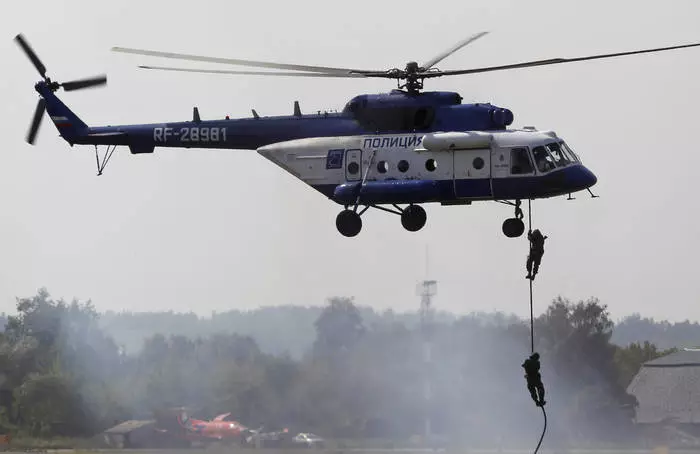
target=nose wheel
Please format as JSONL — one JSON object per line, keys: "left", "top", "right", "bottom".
{"left": 501, "top": 199, "right": 526, "bottom": 238}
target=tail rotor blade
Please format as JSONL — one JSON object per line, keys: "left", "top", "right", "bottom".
{"left": 14, "top": 34, "right": 47, "bottom": 79}
{"left": 27, "top": 98, "right": 46, "bottom": 145}
{"left": 61, "top": 74, "right": 107, "bottom": 91}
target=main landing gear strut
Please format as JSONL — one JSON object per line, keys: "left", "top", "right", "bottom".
{"left": 336, "top": 204, "right": 427, "bottom": 237}
{"left": 501, "top": 199, "right": 526, "bottom": 238}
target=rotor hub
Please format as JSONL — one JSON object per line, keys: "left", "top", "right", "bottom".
{"left": 47, "top": 79, "right": 60, "bottom": 92}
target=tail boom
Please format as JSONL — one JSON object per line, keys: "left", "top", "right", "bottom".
{"left": 35, "top": 83, "right": 367, "bottom": 154}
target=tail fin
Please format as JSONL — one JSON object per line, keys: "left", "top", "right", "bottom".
{"left": 176, "top": 409, "right": 193, "bottom": 429}
{"left": 212, "top": 412, "right": 232, "bottom": 421}
{"left": 38, "top": 83, "right": 88, "bottom": 144}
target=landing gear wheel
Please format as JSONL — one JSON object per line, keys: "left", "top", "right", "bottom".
{"left": 336, "top": 209, "right": 362, "bottom": 237}
{"left": 401, "top": 205, "right": 427, "bottom": 232}
{"left": 502, "top": 218, "right": 525, "bottom": 238}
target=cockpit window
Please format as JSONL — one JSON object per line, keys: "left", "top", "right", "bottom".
{"left": 532, "top": 146, "right": 556, "bottom": 173}
{"left": 511, "top": 147, "right": 534, "bottom": 175}
{"left": 559, "top": 141, "right": 580, "bottom": 163}
{"left": 545, "top": 142, "right": 573, "bottom": 167}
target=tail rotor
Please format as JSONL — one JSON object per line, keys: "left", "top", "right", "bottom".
{"left": 60, "top": 75, "right": 108, "bottom": 91}
{"left": 14, "top": 33, "right": 107, "bottom": 144}
{"left": 14, "top": 33, "right": 47, "bottom": 80}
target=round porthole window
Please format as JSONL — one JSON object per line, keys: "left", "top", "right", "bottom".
{"left": 425, "top": 159, "right": 437, "bottom": 172}
{"left": 398, "top": 160, "right": 409, "bottom": 172}
{"left": 377, "top": 161, "right": 388, "bottom": 173}
{"left": 347, "top": 161, "right": 359, "bottom": 174}
{"left": 473, "top": 157, "right": 484, "bottom": 170}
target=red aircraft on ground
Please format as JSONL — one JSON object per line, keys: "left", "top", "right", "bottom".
{"left": 156, "top": 408, "right": 249, "bottom": 445}
{"left": 179, "top": 410, "right": 248, "bottom": 442}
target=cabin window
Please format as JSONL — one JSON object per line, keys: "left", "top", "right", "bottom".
{"left": 347, "top": 161, "right": 359, "bottom": 175}
{"left": 377, "top": 161, "right": 388, "bottom": 173}
{"left": 473, "top": 157, "right": 485, "bottom": 170}
{"left": 398, "top": 160, "right": 409, "bottom": 172}
{"left": 425, "top": 159, "right": 437, "bottom": 172}
{"left": 510, "top": 147, "right": 534, "bottom": 175}
{"left": 545, "top": 142, "right": 573, "bottom": 167}
{"left": 532, "top": 146, "right": 556, "bottom": 173}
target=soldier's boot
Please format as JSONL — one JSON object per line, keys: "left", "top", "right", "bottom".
{"left": 536, "top": 382, "right": 546, "bottom": 406}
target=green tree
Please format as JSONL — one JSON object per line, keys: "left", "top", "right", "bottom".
{"left": 312, "top": 297, "right": 365, "bottom": 357}
{"left": 14, "top": 370, "right": 84, "bottom": 436}
{"left": 1, "top": 289, "right": 126, "bottom": 435}
{"left": 614, "top": 341, "right": 677, "bottom": 388}
{"left": 535, "top": 297, "right": 637, "bottom": 442}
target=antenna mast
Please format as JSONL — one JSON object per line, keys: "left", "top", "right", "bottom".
{"left": 418, "top": 245, "right": 437, "bottom": 444}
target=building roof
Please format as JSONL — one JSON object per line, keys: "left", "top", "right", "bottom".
{"left": 104, "top": 420, "right": 156, "bottom": 434}
{"left": 628, "top": 350, "right": 700, "bottom": 424}
{"left": 644, "top": 349, "right": 700, "bottom": 367}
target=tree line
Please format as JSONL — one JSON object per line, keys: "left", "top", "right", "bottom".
{"left": 70, "top": 305, "right": 700, "bottom": 359}
{"left": 0, "top": 289, "right": 679, "bottom": 447}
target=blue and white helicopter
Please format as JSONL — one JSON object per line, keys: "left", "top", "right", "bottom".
{"left": 16, "top": 33, "right": 700, "bottom": 237}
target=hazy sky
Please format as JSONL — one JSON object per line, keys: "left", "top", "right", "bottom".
{"left": 1, "top": 0, "right": 699, "bottom": 322}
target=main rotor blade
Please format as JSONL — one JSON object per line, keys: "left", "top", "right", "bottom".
{"left": 420, "top": 31, "right": 489, "bottom": 70}
{"left": 61, "top": 74, "right": 107, "bottom": 91}
{"left": 137, "top": 65, "right": 368, "bottom": 78}
{"left": 421, "top": 41, "right": 700, "bottom": 78}
{"left": 112, "top": 46, "right": 379, "bottom": 75}
{"left": 14, "top": 34, "right": 47, "bottom": 79}
{"left": 27, "top": 98, "right": 46, "bottom": 145}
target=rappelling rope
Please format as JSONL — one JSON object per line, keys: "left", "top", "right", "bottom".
{"left": 528, "top": 200, "right": 534, "bottom": 355}
{"left": 533, "top": 406, "right": 547, "bottom": 454}
{"left": 525, "top": 198, "right": 547, "bottom": 454}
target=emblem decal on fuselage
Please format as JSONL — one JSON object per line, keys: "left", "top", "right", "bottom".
{"left": 326, "top": 149, "right": 344, "bottom": 169}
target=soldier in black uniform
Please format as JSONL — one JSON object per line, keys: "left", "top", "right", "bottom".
{"left": 526, "top": 229, "right": 547, "bottom": 280}
{"left": 522, "top": 352, "right": 546, "bottom": 407}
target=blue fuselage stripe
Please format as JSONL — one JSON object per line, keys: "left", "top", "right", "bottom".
{"left": 314, "top": 165, "right": 597, "bottom": 204}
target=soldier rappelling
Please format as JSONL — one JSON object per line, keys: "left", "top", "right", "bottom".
{"left": 522, "top": 352, "right": 546, "bottom": 407}
{"left": 526, "top": 229, "right": 547, "bottom": 280}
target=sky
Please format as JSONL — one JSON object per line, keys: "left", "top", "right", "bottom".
{"left": 1, "top": 0, "right": 699, "bottom": 323}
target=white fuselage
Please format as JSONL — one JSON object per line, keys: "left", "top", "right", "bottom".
{"left": 257, "top": 128, "right": 596, "bottom": 205}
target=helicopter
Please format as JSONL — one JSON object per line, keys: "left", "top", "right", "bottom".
{"left": 14, "top": 32, "right": 700, "bottom": 237}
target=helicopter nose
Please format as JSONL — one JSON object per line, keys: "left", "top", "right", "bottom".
{"left": 564, "top": 165, "right": 597, "bottom": 192}
{"left": 579, "top": 165, "right": 597, "bottom": 188}
{"left": 540, "top": 164, "right": 597, "bottom": 196}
